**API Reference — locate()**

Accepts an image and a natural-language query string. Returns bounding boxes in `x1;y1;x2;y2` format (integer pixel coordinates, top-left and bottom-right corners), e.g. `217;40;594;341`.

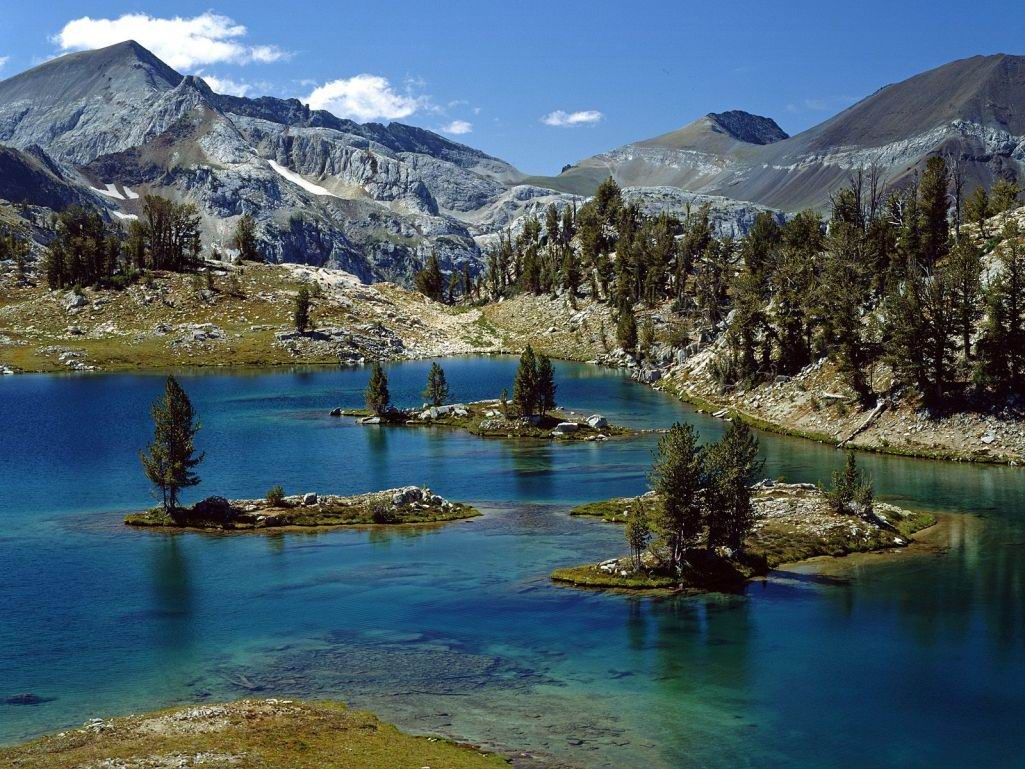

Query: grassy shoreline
0;699;510;768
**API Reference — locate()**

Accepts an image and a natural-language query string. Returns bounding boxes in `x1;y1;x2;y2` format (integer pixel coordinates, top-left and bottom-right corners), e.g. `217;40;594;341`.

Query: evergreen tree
365;362;391;415
414;252;445;301
142;195;201;271
1;227;31;285
140;376;204;516
946;237;983;358
536;353;557;416
976;221;1025;395
616;303;638;353
512;345;539;417
885;266;955;404
725;268;767;385
704;421;763;552
293;284;312;333
233;213;261;262
990;178;1022;213
651;423;705;572
544;203;560;246
918;156;950;269
826;452;873;516
625;502;652;571
422;362;449;407
965;186;991;239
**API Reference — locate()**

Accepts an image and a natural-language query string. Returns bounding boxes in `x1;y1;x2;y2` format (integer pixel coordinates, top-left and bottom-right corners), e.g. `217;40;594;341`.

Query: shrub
369;499;397;523
266;485;286;507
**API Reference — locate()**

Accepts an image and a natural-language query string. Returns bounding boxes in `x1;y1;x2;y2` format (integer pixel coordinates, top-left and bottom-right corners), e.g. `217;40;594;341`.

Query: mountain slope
542;54;1025;211
0;42;532;282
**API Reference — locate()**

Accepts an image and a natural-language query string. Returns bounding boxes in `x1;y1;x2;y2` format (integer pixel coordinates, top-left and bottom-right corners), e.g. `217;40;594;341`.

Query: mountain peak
705;111;788;145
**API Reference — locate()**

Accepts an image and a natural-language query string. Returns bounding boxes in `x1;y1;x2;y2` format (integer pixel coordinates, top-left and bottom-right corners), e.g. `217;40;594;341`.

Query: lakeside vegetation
0;699;509;769
554;425;937;592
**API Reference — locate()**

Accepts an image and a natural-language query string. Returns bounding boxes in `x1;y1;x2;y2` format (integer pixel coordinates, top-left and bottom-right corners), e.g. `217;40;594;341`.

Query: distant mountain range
536;54;1025;210
1;45;1023;281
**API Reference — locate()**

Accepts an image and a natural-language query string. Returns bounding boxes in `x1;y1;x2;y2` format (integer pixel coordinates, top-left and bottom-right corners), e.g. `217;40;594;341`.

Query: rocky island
553;481;937;592
125;486;480;531
335;400;631;441
0;699;508;769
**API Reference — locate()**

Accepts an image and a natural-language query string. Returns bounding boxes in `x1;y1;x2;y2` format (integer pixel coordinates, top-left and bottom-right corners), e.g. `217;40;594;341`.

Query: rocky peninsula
0;699;508;769
125;486;479;531
553;481;937;592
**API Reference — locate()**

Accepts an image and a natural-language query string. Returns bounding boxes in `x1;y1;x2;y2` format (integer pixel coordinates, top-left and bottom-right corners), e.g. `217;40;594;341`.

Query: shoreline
0;699;512;768
5;347;1019;466
124;487;480;532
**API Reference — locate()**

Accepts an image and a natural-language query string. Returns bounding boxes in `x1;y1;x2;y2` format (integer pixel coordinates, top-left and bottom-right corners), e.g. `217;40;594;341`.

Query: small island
335;400;630;441
126;486;480;530
129;377;477;532
0;699;508;769
334;349;633;441
553;422;937;593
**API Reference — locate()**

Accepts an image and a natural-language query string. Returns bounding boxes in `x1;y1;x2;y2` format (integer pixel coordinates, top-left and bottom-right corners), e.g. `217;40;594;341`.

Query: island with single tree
334;348;634;441
129;375;478;531
553;422;937;592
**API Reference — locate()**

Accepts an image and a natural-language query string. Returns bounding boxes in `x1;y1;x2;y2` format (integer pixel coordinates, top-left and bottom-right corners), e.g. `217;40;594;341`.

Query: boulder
553;422;579;434
391;486;425;505
360;416;382;424
329;407;342;417
191;496;237;523
586;414;609;429
63;291;87;310
302;492;318;506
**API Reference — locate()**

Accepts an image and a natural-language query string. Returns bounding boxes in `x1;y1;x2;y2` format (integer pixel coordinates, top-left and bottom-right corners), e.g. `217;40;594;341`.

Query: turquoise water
0;357;1023;768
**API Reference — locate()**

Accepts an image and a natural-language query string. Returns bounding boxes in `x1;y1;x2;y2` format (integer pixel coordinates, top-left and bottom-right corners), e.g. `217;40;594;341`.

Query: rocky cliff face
0;41;529;282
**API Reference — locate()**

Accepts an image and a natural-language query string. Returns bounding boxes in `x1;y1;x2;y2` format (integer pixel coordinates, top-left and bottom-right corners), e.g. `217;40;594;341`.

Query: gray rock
586;414;609;428
62;291;86;310
552;422;579;434
302;492;318;506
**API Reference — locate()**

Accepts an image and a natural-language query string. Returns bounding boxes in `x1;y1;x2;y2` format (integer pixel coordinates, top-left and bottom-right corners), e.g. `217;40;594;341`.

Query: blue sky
1;1;1023;174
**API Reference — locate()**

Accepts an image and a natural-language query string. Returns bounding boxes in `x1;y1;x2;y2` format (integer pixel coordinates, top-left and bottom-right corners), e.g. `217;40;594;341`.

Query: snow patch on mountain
267;160;341;198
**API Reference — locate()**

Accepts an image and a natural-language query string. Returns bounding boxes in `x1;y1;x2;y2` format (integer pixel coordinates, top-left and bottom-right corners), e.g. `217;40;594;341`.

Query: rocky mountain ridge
0;41;542;282
541;53;1025;211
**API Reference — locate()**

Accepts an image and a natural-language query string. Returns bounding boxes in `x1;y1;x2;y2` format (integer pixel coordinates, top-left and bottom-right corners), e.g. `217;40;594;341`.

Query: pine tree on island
365;361;391;416
423;362;449;407
140;376;204;519
512;345;557;418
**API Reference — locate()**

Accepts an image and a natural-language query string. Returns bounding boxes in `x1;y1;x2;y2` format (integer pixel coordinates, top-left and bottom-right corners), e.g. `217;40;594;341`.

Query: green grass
550;564;681;590
125;494;480;531
569;496;657;522
0;699;509;769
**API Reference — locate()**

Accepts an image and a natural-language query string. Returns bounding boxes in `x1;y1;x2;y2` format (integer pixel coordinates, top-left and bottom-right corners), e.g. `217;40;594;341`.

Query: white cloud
0;56;9;70
541;109;604;127
199;74;251;97
305;74;427;122
52;12;287;70
440;120;473;135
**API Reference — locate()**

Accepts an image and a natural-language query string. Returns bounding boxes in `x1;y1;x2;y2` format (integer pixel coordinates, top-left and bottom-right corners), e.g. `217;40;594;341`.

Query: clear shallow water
0;357;1023;768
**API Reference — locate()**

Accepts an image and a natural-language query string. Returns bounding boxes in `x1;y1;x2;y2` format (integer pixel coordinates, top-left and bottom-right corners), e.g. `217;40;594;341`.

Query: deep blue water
0;357;1023;768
